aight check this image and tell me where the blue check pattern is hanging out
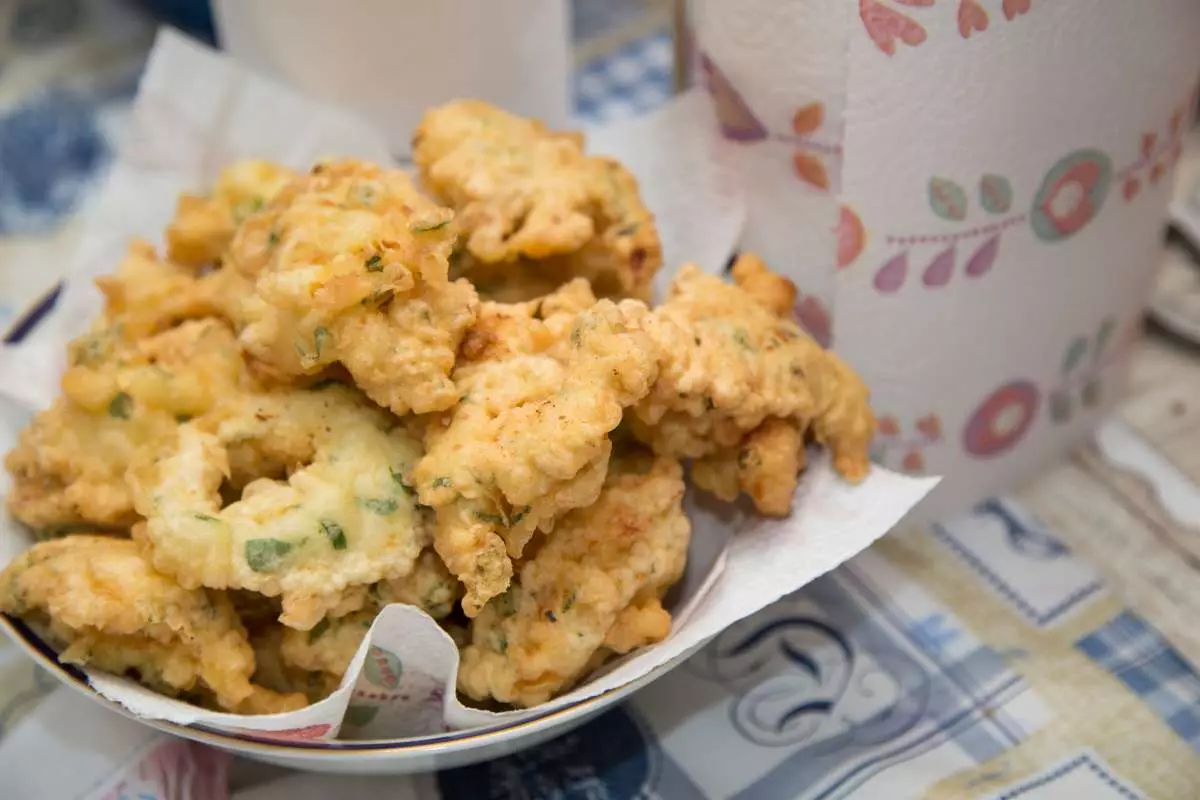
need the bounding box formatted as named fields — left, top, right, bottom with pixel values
left=1078, top=612, right=1200, bottom=753
left=574, top=32, right=675, bottom=123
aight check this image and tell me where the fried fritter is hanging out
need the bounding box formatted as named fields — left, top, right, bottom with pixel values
left=129, top=384, right=430, bottom=631
left=414, top=100, right=662, bottom=300
left=414, top=286, right=661, bottom=616
left=6, top=319, right=247, bottom=532
left=271, top=548, right=459, bottom=684
left=0, top=535, right=305, bottom=712
left=632, top=256, right=875, bottom=513
left=166, top=159, right=297, bottom=269
left=224, top=159, right=479, bottom=415
left=94, top=240, right=223, bottom=340
left=458, top=453, right=690, bottom=707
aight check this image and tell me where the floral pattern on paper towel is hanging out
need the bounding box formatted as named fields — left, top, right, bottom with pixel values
left=1029, top=149, right=1113, bottom=243
left=1119, top=101, right=1192, bottom=202
left=699, top=54, right=841, bottom=191
left=839, top=205, right=867, bottom=269
left=364, top=645, right=403, bottom=688
left=875, top=413, right=943, bottom=473
left=874, top=172, right=1024, bottom=294
left=962, top=380, right=1041, bottom=459
left=861, top=0, right=1035, bottom=56
left=1048, top=316, right=1128, bottom=424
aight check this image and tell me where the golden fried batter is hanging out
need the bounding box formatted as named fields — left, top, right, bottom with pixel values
left=6, top=319, right=247, bottom=532
left=274, top=548, right=459, bottom=683
left=414, top=100, right=662, bottom=300
left=0, top=535, right=304, bottom=712
left=458, top=453, right=690, bottom=707
left=632, top=256, right=875, bottom=513
left=689, top=417, right=807, bottom=517
left=415, top=287, right=661, bottom=616
left=166, top=159, right=296, bottom=269
left=129, top=384, right=430, bottom=631
left=225, top=159, right=479, bottom=415
left=94, top=240, right=223, bottom=340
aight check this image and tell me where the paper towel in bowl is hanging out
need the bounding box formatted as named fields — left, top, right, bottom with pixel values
left=687, top=0, right=1200, bottom=521
left=0, top=30, right=936, bottom=743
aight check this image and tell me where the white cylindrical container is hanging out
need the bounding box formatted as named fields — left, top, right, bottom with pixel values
left=212, top=0, right=572, bottom=157
left=689, top=0, right=1200, bottom=522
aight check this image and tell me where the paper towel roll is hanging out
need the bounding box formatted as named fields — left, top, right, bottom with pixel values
left=212, top=0, right=571, bottom=157
left=691, top=0, right=1200, bottom=521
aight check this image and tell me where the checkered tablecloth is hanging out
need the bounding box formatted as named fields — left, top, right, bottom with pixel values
left=3, top=3, right=1200, bottom=799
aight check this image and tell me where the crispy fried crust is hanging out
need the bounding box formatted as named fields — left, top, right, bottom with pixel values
left=6, top=318, right=247, bottom=531
left=632, top=256, right=875, bottom=514
left=226, top=159, right=479, bottom=415
left=129, top=384, right=430, bottom=631
left=415, top=286, right=661, bottom=616
left=457, top=453, right=690, bottom=707
left=414, top=100, right=662, bottom=300
left=0, top=535, right=305, bottom=712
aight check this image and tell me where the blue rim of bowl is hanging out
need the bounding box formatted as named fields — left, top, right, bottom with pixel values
left=0, top=281, right=645, bottom=756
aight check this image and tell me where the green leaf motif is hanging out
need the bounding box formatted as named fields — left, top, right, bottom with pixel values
left=1094, top=316, right=1117, bottom=358
left=364, top=645, right=402, bottom=688
left=929, top=177, right=968, bottom=221
left=344, top=704, right=379, bottom=726
left=245, top=538, right=292, bottom=573
left=1061, top=336, right=1088, bottom=376
left=979, top=174, right=1013, bottom=215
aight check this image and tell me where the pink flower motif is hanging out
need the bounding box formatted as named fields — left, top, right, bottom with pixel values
left=860, top=0, right=927, bottom=56
left=1038, top=160, right=1101, bottom=237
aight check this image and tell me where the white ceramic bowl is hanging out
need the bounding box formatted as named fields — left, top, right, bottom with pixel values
left=1, top=283, right=704, bottom=773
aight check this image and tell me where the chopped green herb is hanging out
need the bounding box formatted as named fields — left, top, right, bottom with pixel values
left=562, top=590, right=576, bottom=612
left=245, top=538, right=292, bottom=573
left=613, top=223, right=640, bottom=237
left=389, top=468, right=416, bottom=496
left=364, top=254, right=383, bottom=272
left=411, top=219, right=451, bottom=233
left=108, top=392, right=134, bottom=419
left=732, top=328, right=753, bottom=350
left=511, top=506, right=531, bottom=524
left=545, top=610, right=558, bottom=622
left=267, top=230, right=280, bottom=248
left=494, top=633, right=508, bottom=654
left=308, top=618, right=330, bottom=642
left=320, top=519, right=347, bottom=550
left=472, top=510, right=506, bottom=526
left=431, top=476, right=452, bottom=489
left=359, top=497, right=398, bottom=515
left=193, top=513, right=220, bottom=522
